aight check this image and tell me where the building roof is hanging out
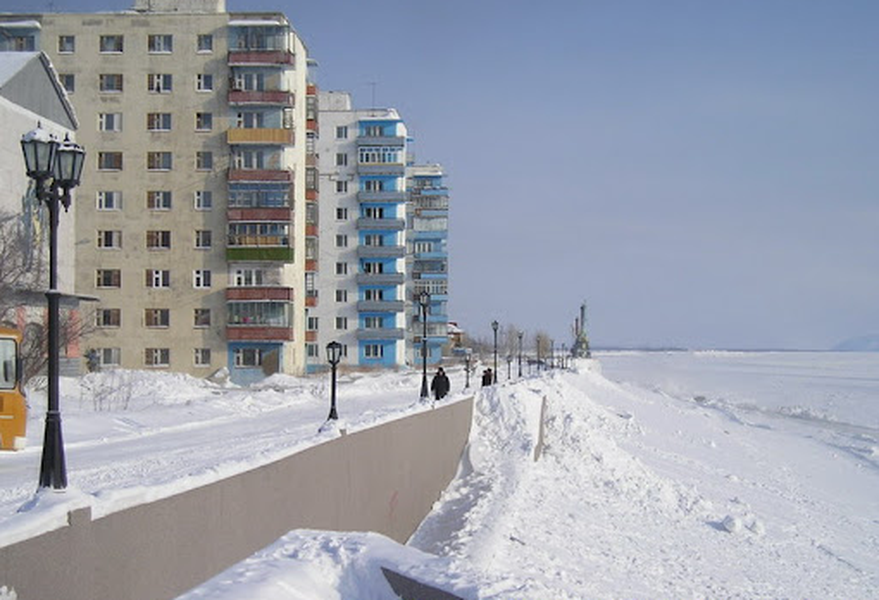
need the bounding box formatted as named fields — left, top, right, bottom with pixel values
left=0, top=51, right=77, bottom=130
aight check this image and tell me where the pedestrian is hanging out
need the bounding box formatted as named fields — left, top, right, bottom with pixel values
left=430, top=367, right=450, bottom=401
left=482, top=368, right=493, bottom=387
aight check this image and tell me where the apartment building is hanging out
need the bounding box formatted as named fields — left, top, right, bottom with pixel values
left=314, top=91, right=410, bottom=370
left=1, top=0, right=314, bottom=384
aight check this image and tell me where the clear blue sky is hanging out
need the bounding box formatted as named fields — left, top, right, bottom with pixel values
left=5, top=0, right=878, bottom=349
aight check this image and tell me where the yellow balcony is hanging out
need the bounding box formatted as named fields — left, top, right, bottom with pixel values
left=227, top=128, right=294, bottom=145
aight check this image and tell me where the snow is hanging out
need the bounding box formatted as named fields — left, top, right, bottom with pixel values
left=2, top=352, right=879, bottom=599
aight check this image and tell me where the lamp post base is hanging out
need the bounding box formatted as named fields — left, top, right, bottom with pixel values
left=38, top=410, right=67, bottom=490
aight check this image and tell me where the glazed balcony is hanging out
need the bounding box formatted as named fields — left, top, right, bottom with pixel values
left=228, top=89, right=294, bottom=106
left=226, top=287, right=293, bottom=301
left=227, top=128, right=294, bottom=145
left=228, top=49, right=295, bottom=66
left=226, top=326, right=293, bottom=341
left=227, top=207, right=292, bottom=222
left=228, top=168, right=292, bottom=183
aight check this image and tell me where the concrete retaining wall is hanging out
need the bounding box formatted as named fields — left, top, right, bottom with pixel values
left=0, top=397, right=473, bottom=600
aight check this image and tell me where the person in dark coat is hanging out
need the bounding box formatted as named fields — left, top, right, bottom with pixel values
left=430, top=367, right=450, bottom=400
left=481, top=368, right=493, bottom=387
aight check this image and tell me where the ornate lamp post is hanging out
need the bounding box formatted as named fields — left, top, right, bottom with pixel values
left=491, top=320, right=499, bottom=384
left=418, top=291, right=431, bottom=400
left=517, top=331, right=523, bottom=378
left=325, top=341, right=342, bottom=420
left=21, top=124, right=85, bottom=491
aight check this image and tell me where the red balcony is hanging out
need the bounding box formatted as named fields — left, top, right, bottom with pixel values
left=228, top=50, right=294, bottom=66
left=228, top=168, right=292, bottom=182
left=305, top=295, right=318, bottom=307
left=305, top=189, right=318, bottom=201
left=228, top=89, right=294, bottom=106
left=305, top=259, right=318, bottom=272
left=226, top=287, right=293, bottom=301
left=227, top=207, right=293, bottom=222
left=305, top=331, right=317, bottom=342
left=226, top=326, right=293, bottom=341
left=305, top=224, right=318, bottom=236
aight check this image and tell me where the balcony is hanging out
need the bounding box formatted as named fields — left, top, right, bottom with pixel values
left=357, top=163, right=405, bottom=176
left=356, top=190, right=408, bottom=203
left=227, top=128, right=294, bottom=145
left=226, top=241, right=294, bottom=262
left=356, top=135, right=407, bottom=147
left=227, top=207, right=292, bottom=222
left=356, top=300, right=405, bottom=313
left=226, top=325, right=293, bottom=341
left=228, top=89, right=294, bottom=106
left=355, top=273, right=404, bottom=286
left=228, top=168, right=292, bottom=183
left=305, top=259, right=318, bottom=272
left=226, top=287, right=293, bottom=301
left=356, top=328, right=405, bottom=340
left=305, top=189, right=318, bottom=201
left=357, top=245, right=406, bottom=259
left=356, top=218, right=405, bottom=231
left=228, top=50, right=294, bottom=66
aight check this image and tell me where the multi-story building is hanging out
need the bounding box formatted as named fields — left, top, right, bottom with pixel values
left=314, top=91, right=410, bottom=370
left=407, top=163, right=450, bottom=365
left=1, top=0, right=313, bottom=384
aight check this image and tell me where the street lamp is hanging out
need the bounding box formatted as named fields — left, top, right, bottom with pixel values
left=517, top=331, right=523, bottom=378
left=21, top=124, right=85, bottom=491
left=325, top=341, right=342, bottom=420
left=506, top=355, right=512, bottom=379
left=418, top=291, right=431, bottom=400
left=464, top=351, right=471, bottom=389
left=491, top=320, right=499, bottom=384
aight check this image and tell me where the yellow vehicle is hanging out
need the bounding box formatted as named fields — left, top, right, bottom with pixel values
left=0, top=327, right=27, bottom=450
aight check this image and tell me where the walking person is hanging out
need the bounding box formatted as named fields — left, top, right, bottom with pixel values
left=430, top=367, right=450, bottom=401
left=481, top=368, right=493, bottom=387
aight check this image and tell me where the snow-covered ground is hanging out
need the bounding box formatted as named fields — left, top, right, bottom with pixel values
left=2, top=352, right=878, bottom=599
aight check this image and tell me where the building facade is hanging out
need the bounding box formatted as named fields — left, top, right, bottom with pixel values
left=1, top=0, right=314, bottom=384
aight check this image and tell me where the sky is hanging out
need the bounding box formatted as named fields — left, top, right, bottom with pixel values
left=3, top=0, right=878, bottom=350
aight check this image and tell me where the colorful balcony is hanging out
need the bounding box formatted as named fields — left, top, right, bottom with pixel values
left=228, top=89, right=295, bottom=106
left=357, top=245, right=406, bottom=259
left=226, top=326, right=293, bottom=341
left=356, top=218, right=405, bottom=231
left=227, top=128, right=294, bottom=145
left=228, top=50, right=294, bottom=66
left=227, top=207, right=292, bottom=222
left=356, top=328, right=405, bottom=340
left=356, top=300, right=405, bottom=313
left=228, top=168, right=292, bottom=182
left=226, top=287, right=293, bottom=301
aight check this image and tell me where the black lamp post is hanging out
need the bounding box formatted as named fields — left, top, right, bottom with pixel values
left=506, top=355, right=512, bottom=379
left=325, top=341, right=342, bottom=420
left=21, top=124, right=85, bottom=491
left=418, top=290, right=431, bottom=400
left=464, top=351, right=471, bottom=388
left=550, top=340, right=555, bottom=369
left=491, top=320, right=499, bottom=384
left=517, top=331, right=523, bottom=378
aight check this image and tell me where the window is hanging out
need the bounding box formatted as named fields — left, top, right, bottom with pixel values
left=147, top=190, right=172, bottom=210
left=146, top=230, right=171, bottom=250
left=363, top=261, right=384, bottom=274
left=236, top=112, right=264, bottom=129
left=196, top=73, right=213, bottom=92
left=197, top=34, right=213, bottom=53
left=97, top=230, right=122, bottom=249
left=364, top=207, right=385, bottom=219
left=147, top=73, right=172, bottom=93
left=364, top=316, right=383, bottom=329
left=195, top=113, right=213, bottom=131
left=195, top=230, right=212, bottom=249
left=96, top=308, right=121, bottom=328
left=196, top=151, right=213, bottom=170
left=364, top=124, right=383, bottom=137
left=335, top=317, right=348, bottom=330
left=234, top=348, right=262, bottom=368
left=193, top=270, right=211, bottom=289
left=306, top=344, right=319, bottom=358
left=59, top=74, right=74, bottom=93
left=194, top=190, right=212, bottom=210
left=194, top=308, right=211, bottom=328
left=335, top=262, right=348, bottom=275
left=146, top=269, right=170, bottom=288
left=147, top=34, right=173, bottom=53
left=364, top=179, right=384, bottom=192
left=307, top=316, right=319, bottom=331
left=233, top=268, right=264, bottom=287
left=145, top=308, right=170, bottom=328
left=99, top=73, right=123, bottom=92
left=335, top=125, right=348, bottom=139
left=145, top=348, right=170, bottom=367
left=99, top=348, right=121, bottom=367
left=97, top=190, right=122, bottom=210
left=194, top=348, right=211, bottom=366
left=364, top=344, right=384, bottom=358
left=147, top=152, right=172, bottom=171
left=96, top=269, right=121, bottom=288
left=415, top=241, right=434, bottom=253
left=99, top=35, right=123, bottom=53
left=98, top=113, right=122, bottom=132
left=10, top=35, right=35, bottom=51
left=335, top=289, right=348, bottom=303
left=335, top=181, right=348, bottom=193
left=147, top=113, right=172, bottom=131
left=233, top=149, right=267, bottom=170
left=364, top=288, right=384, bottom=301
left=58, top=35, right=75, bottom=54
left=335, top=234, right=348, bottom=248
left=335, top=153, right=348, bottom=167
left=364, top=234, right=384, bottom=247
left=98, top=152, right=123, bottom=171
left=228, top=302, right=290, bottom=326
left=336, top=207, right=348, bottom=220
